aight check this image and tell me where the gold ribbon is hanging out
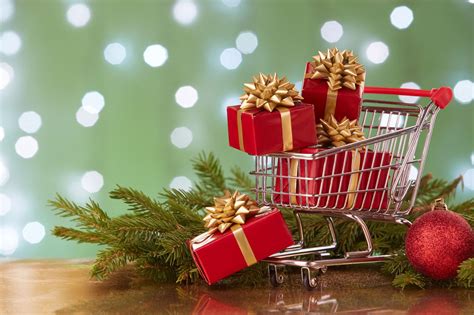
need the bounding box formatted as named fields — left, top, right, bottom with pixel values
left=237, top=109, right=245, bottom=151
left=231, top=225, right=257, bottom=266
left=346, top=151, right=361, bottom=208
left=325, top=89, right=338, bottom=119
left=276, top=107, right=293, bottom=151
left=289, top=159, right=299, bottom=204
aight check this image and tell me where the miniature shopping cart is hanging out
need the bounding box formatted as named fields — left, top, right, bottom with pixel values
left=250, top=86, right=453, bottom=290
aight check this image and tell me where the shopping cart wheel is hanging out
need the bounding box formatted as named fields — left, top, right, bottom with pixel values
left=268, top=264, right=285, bottom=287
left=301, top=267, right=321, bottom=291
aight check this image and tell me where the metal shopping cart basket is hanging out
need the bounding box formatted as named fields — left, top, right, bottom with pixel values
left=250, top=86, right=453, bottom=290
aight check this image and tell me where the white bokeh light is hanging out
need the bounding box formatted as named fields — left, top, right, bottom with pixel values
left=222, top=0, right=240, bottom=7
left=380, top=113, right=405, bottom=128
left=170, top=127, right=193, bottom=149
left=18, top=111, right=42, bottom=134
left=81, top=171, right=104, bottom=193
left=0, top=62, right=14, bottom=90
left=320, top=21, right=344, bottom=43
left=76, top=107, right=99, bottom=127
left=0, top=193, right=11, bottom=216
left=22, top=222, right=46, bottom=244
left=0, top=226, right=18, bottom=256
left=222, top=95, right=240, bottom=117
left=66, top=3, right=91, bottom=28
left=471, top=152, right=474, bottom=165
left=175, top=86, right=198, bottom=108
left=169, top=176, right=193, bottom=191
left=173, top=0, right=198, bottom=25
left=220, top=48, right=242, bottom=70
left=236, top=32, right=258, bottom=54
left=0, top=0, right=14, bottom=23
left=15, top=136, right=39, bottom=159
left=390, top=6, right=414, bottom=29
left=0, top=127, right=4, bottom=141
left=0, top=31, right=22, bottom=55
left=81, top=91, right=105, bottom=114
left=408, top=165, right=418, bottom=181
left=366, top=42, right=389, bottom=64
left=104, top=43, right=126, bottom=65
left=0, top=160, right=9, bottom=186
left=453, top=80, right=473, bottom=104
left=143, top=44, right=168, bottom=67
left=464, top=168, right=474, bottom=190
left=399, top=82, right=421, bottom=104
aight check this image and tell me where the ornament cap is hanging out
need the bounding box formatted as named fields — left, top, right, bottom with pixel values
left=432, top=198, right=448, bottom=211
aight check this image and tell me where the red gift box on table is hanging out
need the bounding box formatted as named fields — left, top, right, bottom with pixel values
left=301, top=48, right=366, bottom=123
left=274, top=148, right=392, bottom=210
left=189, top=208, right=293, bottom=285
left=227, top=103, right=316, bottom=155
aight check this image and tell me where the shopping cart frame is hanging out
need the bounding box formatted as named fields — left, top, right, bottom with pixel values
left=250, top=86, right=452, bottom=290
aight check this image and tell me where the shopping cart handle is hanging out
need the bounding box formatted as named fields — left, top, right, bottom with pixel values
left=364, top=86, right=453, bottom=109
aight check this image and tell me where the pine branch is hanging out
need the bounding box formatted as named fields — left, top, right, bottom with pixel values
left=392, top=271, right=426, bottom=289
left=91, top=248, right=134, bottom=280
left=49, top=153, right=474, bottom=289
left=381, top=250, right=414, bottom=276
left=228, top=166, right=254, bottom=193
left=457, top=258, right=474, bottom=288
left=110, top=186, right=165, bottom=216
left=49, top=195, right=110, bottom=230
left=52, top=226, right=108, bottom=244
left=192, top=152, right=226, bottom=194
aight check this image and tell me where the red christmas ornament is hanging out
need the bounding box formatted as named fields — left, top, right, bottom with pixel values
left=405, top=199, right=474, bottom=280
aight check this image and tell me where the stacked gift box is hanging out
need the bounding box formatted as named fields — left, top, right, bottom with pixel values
left=189, top=48, right=393, bottom=285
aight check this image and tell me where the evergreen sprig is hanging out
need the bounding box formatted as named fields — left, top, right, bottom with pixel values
left=50, top=152, right=473, bottom=288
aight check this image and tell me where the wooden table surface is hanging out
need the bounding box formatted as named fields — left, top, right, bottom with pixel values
left=1, top=260, right=472, bottom=314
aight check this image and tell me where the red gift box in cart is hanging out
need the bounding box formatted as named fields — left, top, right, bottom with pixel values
left=250, top=85, right=453, bottom=290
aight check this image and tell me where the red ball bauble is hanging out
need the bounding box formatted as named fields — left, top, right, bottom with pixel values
left=405, top=209, right=474, bottom=280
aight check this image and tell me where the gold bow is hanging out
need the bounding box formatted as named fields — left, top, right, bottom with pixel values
left=203, top=190, right=263, bottom=234
left=240, top=73, right=303, bottom=112
left=317, top=114, right=366, bottom=147
left=305, top=48, right=365, bottom=91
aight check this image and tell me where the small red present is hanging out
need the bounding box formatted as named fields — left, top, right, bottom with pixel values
left=227, top=73, right=317, bottom=155
left=273, top=148, right=391, bottom=209
left=274, top=115, right=392, bottom=210
left=189, top=191, right=293, bottom=285
left=297, top=148, right=392, bottom=209
left=227, top=104, right=316, bottom=155
left=301, top=48, right=366, bottom=123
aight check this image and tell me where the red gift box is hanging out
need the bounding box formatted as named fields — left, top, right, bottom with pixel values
left=274, top=148, right=392, bottom=210
left=227, top=103, right=316, bottom=155
left=302, top=62, right=363, bottom=123
left=189, top=208, right=293, bottom=285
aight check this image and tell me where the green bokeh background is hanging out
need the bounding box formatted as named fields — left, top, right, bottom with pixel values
left=0, top=0, right=472, bottom=259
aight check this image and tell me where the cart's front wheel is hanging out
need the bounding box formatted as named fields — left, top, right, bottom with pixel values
left=268, top=264, right=285, bottom=287
left=301, top=267, right=320, bottom=291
